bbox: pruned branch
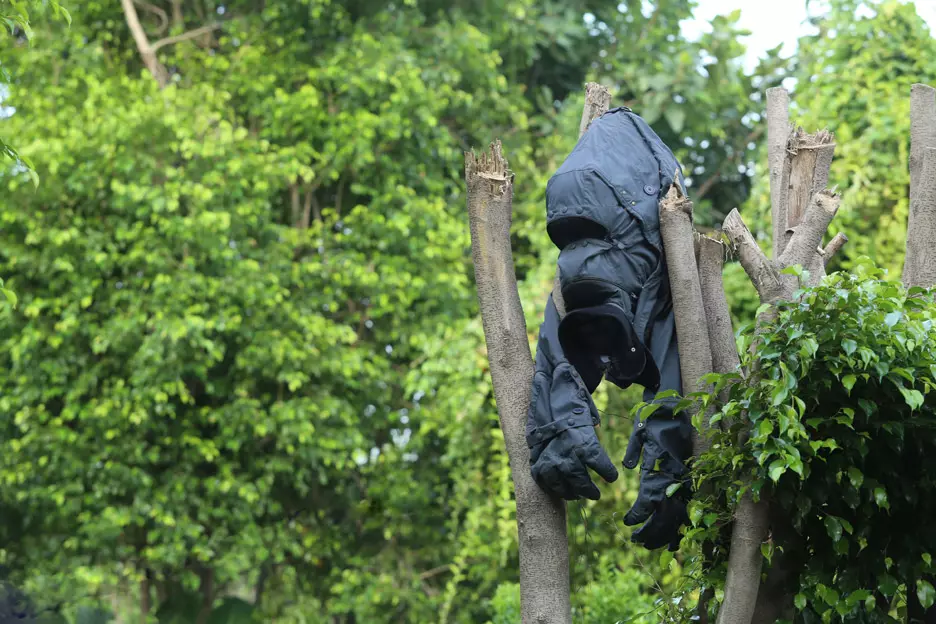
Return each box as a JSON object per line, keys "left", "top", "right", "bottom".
{"left": 905, "top": 83, "right": 936, "bottom": 289}
{"left": 579, "top": 82, "right": 612, "bottom": 137}
{"left": 778, "top": 127, "right": 836, "bottom": 256}
{"left": 660, "top": 177, "right": 715, "bottom": 454}
{"left": 697, "top": 234, "right": 740, "bottom": 386}
{"left": 820, "top": 233, "right": 848, "bottom": 266}
{"left": 767, "top": 88, "right": 791, "bottom": 259}
{"left": 465, "top": 141, "right": 571, "bottom": 624}
{"left": 723, "top": 209, "right": 782, "bottom": 303}
{"left": 780, "top": 188, "right": 841, "bottom": 270}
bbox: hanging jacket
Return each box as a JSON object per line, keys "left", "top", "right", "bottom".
{"left": 526, "top": 106, "right": 694, "bottom": 551}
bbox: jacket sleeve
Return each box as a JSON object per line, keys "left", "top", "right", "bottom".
{"left": 525, "top": 295, "right": 619, "bottom": 501}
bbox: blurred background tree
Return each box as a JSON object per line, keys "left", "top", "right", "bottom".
{"left": 0, "top": 0, "right": 931, "bottom": 622}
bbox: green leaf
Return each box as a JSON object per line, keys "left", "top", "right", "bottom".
{"left": 794, "top": 593, "right": 807, "bottom": 611}
{"left": 842, "top": 374, "right": 857, "bottom": 393}
{"left": 884, "top": 311, "right": 902, "bottom": 327}
{"left": 874, "top": 487, "right": 889, "bottom": 509}
{"left": 824, "top": 515, "right": 843, "bottom": 542}
{"left": 664, "top": 106, "right": 686, "bottom": 133}
{"left": 665, "top": 482, "right": 682, "bottom": 497}
{"left": 918, "top": 580, "right": 936, "bottom": 610}
{"left": 899, "top": 387, "right": 925, "bottom": 410}
{"left": 847, "top": 467, "right": 864, "bottom": 488}
{"left": 768, "top": 460, "right": 787, "bottom": 483}
{"left": 841, "top": 338, "right": 857, "bottom": 356}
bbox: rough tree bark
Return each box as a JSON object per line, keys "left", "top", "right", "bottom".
{"left": 659, "top": 181, "right": 715, "bottom": 455}
{"left": 903, "top": 83, "right": 936, "bottom": 624}
{"left": 462, "top": 83, "right": 612, "bottom": 624}
{"left": 905, "top": 83, "right": 936, "bottom": 290}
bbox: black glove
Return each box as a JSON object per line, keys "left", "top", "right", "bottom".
{"left": 621, "top": 400, "right": 693, "bottom": 550}
{"left": 526, "top": 296, "right": 619, "bottom": 501}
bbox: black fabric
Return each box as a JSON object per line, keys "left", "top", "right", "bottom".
{"left": 526, "top": 296, "right": 619, "bottom": 501}
{"left": 527, "top": 105, "right": 694, "bottom": 550}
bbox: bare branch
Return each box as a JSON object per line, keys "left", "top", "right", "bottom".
{"left": 723, "top": 209, "right": 782, "bottom": 303}
{"left": 780, "top": 188, "right": 841, "bottom": 270}
{"left": 132, "top": 0, "right": 169, "bottom": 36}
{"left": 578, "top": 82, "right": 612, "bottom": 137}
{"left": 120, "top": 0, "right": 169, "bottom": 88}
{"left": 151, "top": 23, "right": 223, "bottom": 53}
{"left": 697, "top": 234, "right": 740, "bottom": 384}
{"left": 766, "top": 88, "right": 791, "bottom": 259}
{"left": 465, "top": 141, "right": 571, "bottom": 624}
{"left": 660, "top": 178, "right": 715, "bottom": 454}
{"left": 820, "top": 233, "right": 848, "bottom": 266}
{"left": 904, "top": 147, "right": 936, "bottom": 289}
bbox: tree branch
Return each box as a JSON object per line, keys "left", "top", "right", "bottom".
{"left": 780, "top": 188, "right": 841, "bottom": 271}
{"left": 784, "top": 129, "right": 836, "bottom": 228}
{"left": 660, "top": 178, "right": 715, "bottom": 454}
{"left": 723, "top": 209, "right": 782, "bottom": 303}
{"left": 465, "top": 141, "right": 571, "bottom": 624}
{"left": 717, "top": 492, "right": 769, "bottom": 624}
{"left": 151, "top": 23, "right": 223, "bottom": 53}
{"left": 904, "top": 147, "right": 936, "bottom": 289}
{"left": 120, "top": 0, "right": 169, "bottom": 88}
{"left": 767, "top": 88, "right": 791, "bottom": 260}
{"left": 132, "top": 0, "right": 169, "bottom": 36}
{"left": 820, "top": 233, "right": 848, "bottom": 266}
{"left": 905, "top": 83, "right": 936, "bottom": 289}
{"left": 697, "top": 234, "right": 740, "bottom": 387}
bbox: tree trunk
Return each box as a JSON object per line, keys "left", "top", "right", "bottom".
{"left": 903, "top": 82, "right": 936, "bottom": 624}
{"left": 463, "top": 81, "right": 614, "bottom": 624}
{"left": 464, "top": 142, "right": 571, "bottom": 624}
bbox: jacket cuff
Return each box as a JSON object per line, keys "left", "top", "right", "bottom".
{"left": 525, "top": 409, "right": 597, "bottom": 448}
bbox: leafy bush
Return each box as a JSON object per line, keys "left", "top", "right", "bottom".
{"left": 667, "top": 259, "right": 936, "bottom": 623}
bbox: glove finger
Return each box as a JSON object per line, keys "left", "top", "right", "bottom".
{"left": 623, "top": 493, "right": 655, "bottom": 526}
{"left": 535, "top": 459, "right": 590, "bottom": 501}
{"left": 581, "top": 442, "right": 619, "bottom": 484}
{"left": 622, "top": 418, "right": 645, "bottom": 470}
{"left": 563, "top": 457, "right": 602, "bottom": 500}
{"left": 631, "top": 513, "right": 673, "bottom": 551}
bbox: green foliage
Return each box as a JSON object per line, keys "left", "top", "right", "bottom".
{"left": 489, "top": 554, "right": 659, "bottom": 624}
{"left": 743, "top": 0, "right": 936, "bottom": 278}
{"left": 0, "top": 0, "right": 70, "bottom": 182}
{"left": 665, "top": 258, "right": 936, "bottom": 623}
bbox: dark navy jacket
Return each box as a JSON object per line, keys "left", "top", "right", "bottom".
{"left": 526, "top": 106, "right": 693, "bottom": 550}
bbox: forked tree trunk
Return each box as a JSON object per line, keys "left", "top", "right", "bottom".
{"left": 465, "top": 79, "right": 934, "bottom": 624}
